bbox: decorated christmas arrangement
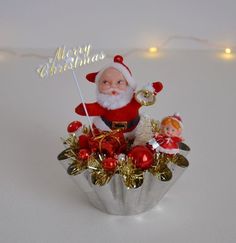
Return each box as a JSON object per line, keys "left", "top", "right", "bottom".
{"left": 56, "top": 53, "right": 190, "bottom": 215}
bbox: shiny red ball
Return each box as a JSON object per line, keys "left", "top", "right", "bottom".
{"left": 77, "top": 149, "right": 90, "bottom": 160}
{"left": 102, "top": 157, "right": 117, "bottom": 172}
{"left": 128, "top": 146, "right": 154, "bottom": 170}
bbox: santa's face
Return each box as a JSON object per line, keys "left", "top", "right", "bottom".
{"left": 161, "top": 124, "right": 182, "bottom": 137}
{"left": 96, "top": 67, "right": 134, "bottom": 110}
{"left": 98, "top": 67, "right": 128, "bottom": 96}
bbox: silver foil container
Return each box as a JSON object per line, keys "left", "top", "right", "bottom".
{"left": 60, "top": 143, "right": 190, "bottom": 215}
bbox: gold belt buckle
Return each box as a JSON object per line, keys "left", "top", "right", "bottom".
{"left": 112, "top": 121, "right": 128, "bottom": 130}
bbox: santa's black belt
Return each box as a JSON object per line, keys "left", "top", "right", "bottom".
{"left": 101, "top": 115, "right": 140, "bottom": 130}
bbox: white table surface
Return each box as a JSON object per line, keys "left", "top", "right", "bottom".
{"left": 0, "top": 50, "right": 235, "bottom": 243}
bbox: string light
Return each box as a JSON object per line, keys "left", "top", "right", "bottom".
{"left": 0, "top": 36, "right": 235, "bottom": 60}
{"left": 148, "top": 47, "right": 158, "bottom": 53}
{"left": 224, "top": 48, "right": 232, "bottom": 54}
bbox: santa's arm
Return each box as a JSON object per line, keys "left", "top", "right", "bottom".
{"left": 75, "top": 102, "right": 106, "bottom": 116}
{"left": 135, "top": 82, "right": 163, "bottom": 106}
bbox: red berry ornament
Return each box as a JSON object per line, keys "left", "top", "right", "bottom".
{"left": 67, "top": 121, "right": 82, "bottom": 133}
{"left": 128, "top": 146, "right": 154, "bottom": 170}
{"left": 77, "top": 149, "right": 90, "bottom": 160}
{"left": 102, "top": 158, "right": 117, "bottom": 172}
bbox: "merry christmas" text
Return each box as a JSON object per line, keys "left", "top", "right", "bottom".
{"left": 37, "top": 44, "right": 105, "bottom": 78}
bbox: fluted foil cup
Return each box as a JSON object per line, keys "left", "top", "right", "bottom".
{"left": 60, "top": 143, "right": 190, "bottom": 215}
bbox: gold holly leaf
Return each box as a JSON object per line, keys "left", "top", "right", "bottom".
{"left": 57, "top": 148, "right": 72, "bottom": 160}
{"left": 87, "top": 156, "right": 101, "bottom": 170}
{"left": 157, "top": 166, "right": 172, "bottom": 181}
{"left": 62, "top": 134, "right": 79, "bottom": 149}
{"left": 67, "top": 161, "right": 86, "bottom": 176}
{"left": 172, "top": 154, "right": 189, "bottom": 168}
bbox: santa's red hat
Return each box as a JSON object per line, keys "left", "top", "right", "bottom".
{"left": 86, "top": 55, "right": 137, "bottom": 89}
{"left": 169, "top": 113, "right": 183, "bottom": 128}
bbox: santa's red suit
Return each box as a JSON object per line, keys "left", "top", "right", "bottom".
{"left": 75, "top": 94, "right": 141, "bottom": 133}
{"left": 154, "top": 134, "right": 183, "bottom": 154}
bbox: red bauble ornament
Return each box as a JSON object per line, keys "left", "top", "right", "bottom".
{"left": 102, "top": 157, "right": 117, "bottom": 172}
{"left": 128, "top": 146, "right": 154, "bottom": 170}
{"left": 77, "top": 149, "right": 90, "bottom": 160}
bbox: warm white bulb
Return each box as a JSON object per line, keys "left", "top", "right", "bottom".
{"left": 148, "top": 47, "right": 158, "bottom": 53}
{"left": 225, "top": 48, "right": 232, "bottom": 54}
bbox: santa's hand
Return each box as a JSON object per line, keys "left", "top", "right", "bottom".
{"left": 144, "top": 82, "right": 163, "bottom": 95}
{"left": 153, "top": 81, "right": 163, "bottom": 94}
{"left": 135, "top": 82, "right": 163, "bottom": 106}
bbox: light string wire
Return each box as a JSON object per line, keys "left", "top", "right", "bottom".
{"left": 0, "top": 35, "right": 234, "bottom": 60}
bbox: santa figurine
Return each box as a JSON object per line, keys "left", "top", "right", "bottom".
{"left": 148, "top": 113, "right": 183, "bottom": 154}
{"left": 75, "top": 55, "right": 163, "bottom": 139}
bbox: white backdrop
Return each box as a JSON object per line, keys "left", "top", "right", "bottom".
{"left": 0, "top": 0, "right": 236, "bottom": 49}
{"left": 0, "top": 50, "right": 235, "bottom": 243}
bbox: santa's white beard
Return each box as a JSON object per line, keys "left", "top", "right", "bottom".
{"left": 96, "top": 86, "right": 134, "bottom": 110}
